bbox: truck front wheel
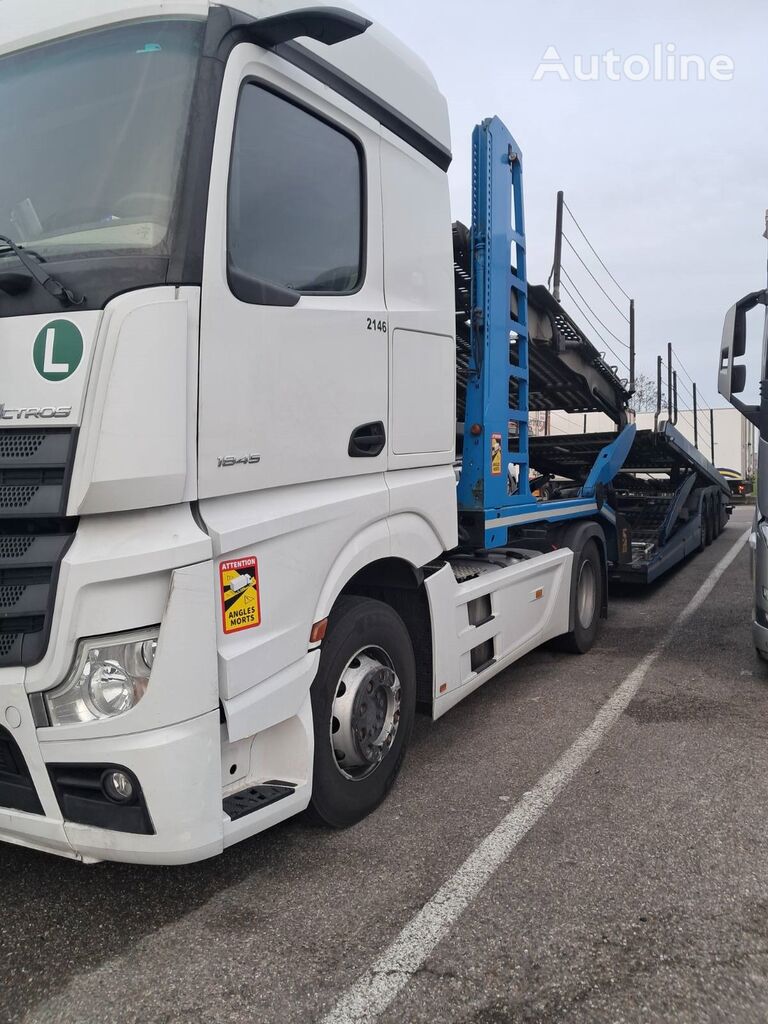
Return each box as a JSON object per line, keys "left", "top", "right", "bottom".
{"left": 309, "top": 596, "right": 416, "bottom": 828}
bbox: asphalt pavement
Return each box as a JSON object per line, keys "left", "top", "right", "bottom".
{"left": 2, "top": 506, "right": 766, "bottom": 1024}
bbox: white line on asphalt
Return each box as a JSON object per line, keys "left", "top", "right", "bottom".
{"left": 321, "top": 528, "right": 751, "bottom": 1024}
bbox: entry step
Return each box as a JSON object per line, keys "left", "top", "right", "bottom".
{"left": 223, "top": 782, "right": 295, "bottom": 822}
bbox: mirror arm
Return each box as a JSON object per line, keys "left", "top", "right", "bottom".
{"left": 729, "top": 394, "right": 760, "bottom": 429}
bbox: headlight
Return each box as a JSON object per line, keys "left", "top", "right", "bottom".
{"left": 45, "top": 629, "right": 159, "bottom": 726}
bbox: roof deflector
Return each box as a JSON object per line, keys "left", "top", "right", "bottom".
{"left": 247, "top": 7, "right": 372, "bottom": 48}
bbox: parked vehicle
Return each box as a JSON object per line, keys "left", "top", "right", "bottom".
{"left": 718, "top": 217, "right": 768, "bottom": 659}
{"left": 0, "top": 1, "right": 650, "bottom": 864}
{"left": 718, "top": 468, "right": 752, "bottom": 501}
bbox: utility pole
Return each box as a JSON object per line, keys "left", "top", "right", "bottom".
{"left": 710, "top": 408, "right": 715, "bottom": 464}
{"left": 672, "top": 370, "right": 678, "bottom": 425}
{"left": 692, "top": 382, "right": 698, "bottom": 448}
{"left": 667, "top": 342, "right": 673, "bottom": 420}
{"left": 629, "top": 299, "right": 636, "bottom": 392}
{"left": 552, "top": 190, "right": 564, "bottom": 302}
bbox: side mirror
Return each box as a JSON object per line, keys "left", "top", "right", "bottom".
{"left": 718, "top": 288, "right": 767, "bottom": 425}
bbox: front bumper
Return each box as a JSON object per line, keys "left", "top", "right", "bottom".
{"left": 0, "top": 676, "right": 223, "bottom": 864}
{"left": 0, "top": 501, "right": 228, "bottom": 863}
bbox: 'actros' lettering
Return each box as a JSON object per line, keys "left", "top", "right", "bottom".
{"left": 0, "top": 404, "right": 72, "bottom": 420}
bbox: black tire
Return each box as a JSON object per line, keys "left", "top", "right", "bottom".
{"left": 557, "top": 540, "right": 603, "bottom": 654}
{"left": 714, "top": 500, "right": 723, "bottom": 538}
{"left": 698, "top": 504, "right": 707, "bottom": 551}
{"left": 308, "top": 596, "right": 416, "bottom": 828}
{"left": 704, "top": 499, "right": 714, "bottom": 546}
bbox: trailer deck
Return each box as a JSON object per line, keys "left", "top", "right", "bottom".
{"left": 529, "top": 422, "right": 730, "bottom": 490}
{"left": 529, "top": 422, "right": 732, "bottom": 583}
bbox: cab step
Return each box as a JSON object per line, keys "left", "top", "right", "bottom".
{"left": 223, "top": 782, "right": 296, "bottom": 822}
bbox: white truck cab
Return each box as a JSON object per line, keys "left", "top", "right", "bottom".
{"left": 0, "top": 1, "right": 612, "bottom": 863}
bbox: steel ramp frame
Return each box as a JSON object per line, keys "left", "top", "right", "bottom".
{"left": 457, "top": 116, "right": 631, "bottom": 549}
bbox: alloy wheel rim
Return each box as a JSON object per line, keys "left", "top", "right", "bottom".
{"left": 329, "top": 646, "right": 401, "bottom": 781}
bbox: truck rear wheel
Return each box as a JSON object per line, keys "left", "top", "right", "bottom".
{"left": 558, "top": 540, "right": 602, "bottom": 654}
{"left": 308, "top": 596, "right": 416, "bottom": 828}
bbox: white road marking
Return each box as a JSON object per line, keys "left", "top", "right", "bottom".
{"left": 322, "top": 528, "right": 751, "bottom": 1024}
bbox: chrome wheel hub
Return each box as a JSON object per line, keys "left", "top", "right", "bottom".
{"left": 576, "top": 559, "right": 597, "bottom": 629}
{"left": 330, "top": 648, "right": 401, "bottom": 780}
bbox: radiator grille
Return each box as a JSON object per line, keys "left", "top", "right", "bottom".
{"left": 0, "top": 485, "right": 40, "bottom": 509}
{"left": 0, "top": 429, "right": 77, "bottom": 668}
{"left": 0, "top": 536, "right": 33, "bottom": 560}
{"left": 0, "top": 433, "right": 45, "bottom": 460}
{"left": 0, "top": 632, "right": 17, "bottom": 658}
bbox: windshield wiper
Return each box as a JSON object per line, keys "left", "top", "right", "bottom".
{"left": 0, "top": 235, "right": 83, "bottom": 307}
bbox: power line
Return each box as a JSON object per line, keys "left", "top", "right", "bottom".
{"left": 653, "top": 360, "right": 713, "bottom": 442}
{"left": 560, "top": 282, "right": 630, "bottom": 374}
{"left": 561, "top": 234, "right": 631, "bottom": 324}
{"left": 659, "top": 358, "right": 712, "bottom": 421}
{"left": 550, "top": 410, "right": 579, "bottom": 429}
{"left": 672, "top": 352, "right": 715, "bottom": 410}
{"left": 561, "top": 288, "right": 630, "bottom": 380}
{"left": 561, "top": 268, "right": 630, "bottom": 351}
{"left": 562, "top": 200, "right": 632, "bottom": 302}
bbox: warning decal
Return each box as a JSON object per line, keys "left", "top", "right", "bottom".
{"left": 220, "top": 557, "right": 261, "bottom": 634}
{"left": 491, "top": 433, "right": 502, "bottom": 476}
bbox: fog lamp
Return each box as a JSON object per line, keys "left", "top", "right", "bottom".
{"left": 101, "top": 769, "right": 135, "bottom": 803}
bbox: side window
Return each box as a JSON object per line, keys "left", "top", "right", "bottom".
{"left": 228, "top": 83, "right": 364, "bottom": 303}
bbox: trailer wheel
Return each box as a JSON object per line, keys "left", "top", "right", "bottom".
{"left": 708, "top": 499, "right": 720, "bottom": 548}
{"left": 698, "top": 506, "right": 707, "bottom": 551}
{"left": 713, "top": 499, "right": 723, "bottom": 538}
{"left": 308, "top": 596, "right": 416, "bottom": 828}
{"left": 558, "top": 540, "right": 602, "bottom": 654}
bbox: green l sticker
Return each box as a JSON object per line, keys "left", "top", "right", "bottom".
{"left": 33, "top": 320, "right": 83, "bottom": 381}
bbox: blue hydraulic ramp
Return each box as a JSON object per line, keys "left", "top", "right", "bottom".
{"left": 457, "top": 117, "right": 630, "bottom": 549}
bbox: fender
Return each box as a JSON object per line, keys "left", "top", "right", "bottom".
{"left": 558, "top": 520, "right": 608, "bottom": 626}
{"left": 224, "top": 512, "right": 445, "bottom": 742}
{"left": 312, "top": 511, "right": 445, "bottom": 625}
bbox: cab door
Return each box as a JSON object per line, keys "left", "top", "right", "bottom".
{"left": 198, "top": 44, "right": 387, "bottom": 499}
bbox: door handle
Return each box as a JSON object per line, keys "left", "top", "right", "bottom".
{"left": 349, "top": 421, "right": 386, "bottom": 458}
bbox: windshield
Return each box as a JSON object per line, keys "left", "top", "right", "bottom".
{"left": 0, "top": 19, "right": 204, "bottom": 257}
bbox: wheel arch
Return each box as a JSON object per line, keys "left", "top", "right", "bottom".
{"left": 555, "top": 519, "right": 609, "bottom": 626}
{"left": 312, "top": 513, "right": 445, "bottom": 708}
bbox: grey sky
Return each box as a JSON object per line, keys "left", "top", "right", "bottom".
{"left": 361, "top": 0, "right": 768, "bottom": 407}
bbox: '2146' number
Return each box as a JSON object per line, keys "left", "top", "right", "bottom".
{"left": 366, "top": 318, "right": 388, "bottom": 333}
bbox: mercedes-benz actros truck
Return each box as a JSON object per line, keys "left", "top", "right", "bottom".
{"left": 0, "top": 1, "right": 636, "bottom": 864}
